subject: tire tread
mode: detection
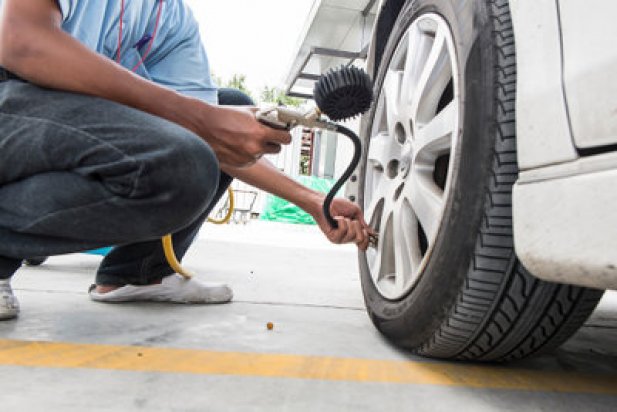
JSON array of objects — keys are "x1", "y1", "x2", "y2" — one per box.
[{"x1": 416, "y1": 0, "x2": 603, "y2": 361}]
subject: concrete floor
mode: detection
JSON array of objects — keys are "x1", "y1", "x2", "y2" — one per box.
[{"x1": 1, "y1": 221, "x2": 616, "y2": 411}]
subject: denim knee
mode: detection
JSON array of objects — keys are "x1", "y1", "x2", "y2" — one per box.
[
  {"x1": 218, "y1": 88, "x2": 255, "y2": 106},
  {"x1": 147, "y1": 129, "x2": 220, "y2": 233}
]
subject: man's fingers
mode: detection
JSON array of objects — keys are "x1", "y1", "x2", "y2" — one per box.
[
  {"x1": 265, "y1": 128, "x2": 292, "y2": 145},
  {"x1": 366, "y1": 225, "x2": 377, "y2": 237},
  {"x1": 331, "y1": 217, "x2": 348, "y2": 243},
  {"x1": 358, "y1": 229, "x2": 370, "y2": 251},
  {"x1": 327, "y1": 215, "x2": 374, "y2": 251},
  {"x1": 330, "y1": 217, "x2": 372, "y2": 248},
  {"x1": 218, "y1": 146, "x2": 256, "y2": 169},
  {"x1": 334, "y1": 218, "x2": 360, "y2": 244},
  {"x1": 334, "y1": 199, "x2": 371, "y2": 230},
  {"x1": 343, "y1": 219, "x2": 359, "y2": 243},
  {"x1": 264, "y1": 142, "x2": 282, "y2": 154},
  {"x1": 351, "y1": 220, "x2": 365, "y2": 245},
  {"x1": 351, "y1": 210, "x2": 372, "y2": 232},
  {"x1": 360, "y1": 215, "x2": 372, "y2": 231}
]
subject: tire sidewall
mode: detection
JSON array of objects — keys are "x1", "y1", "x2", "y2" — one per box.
[{"x1": 358, "y1": 0, "x2": 498, "y2": 347}]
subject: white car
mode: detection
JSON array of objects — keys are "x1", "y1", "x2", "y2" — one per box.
[{"x1": 348, "y1": 0, "x2": 617, "y2": 361}]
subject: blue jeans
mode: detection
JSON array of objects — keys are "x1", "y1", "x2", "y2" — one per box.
[{"x1": 0, "y1": 68, "x2": 252, "y2": 285}]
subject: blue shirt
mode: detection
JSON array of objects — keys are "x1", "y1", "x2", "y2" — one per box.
[{"x1": 56, "y1": 0, "x2": 218, "y2": 104}]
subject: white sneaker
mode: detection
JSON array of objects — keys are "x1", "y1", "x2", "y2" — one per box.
[
  {"x1": 89, "y1": 274, "x2": 233, "y2": 304},
  {"x1": 0, "y1": 279, "x2": 19, "y2": 320}
]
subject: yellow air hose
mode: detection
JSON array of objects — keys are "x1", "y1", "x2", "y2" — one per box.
[
  {"x1": 206, "y1": 186, "x2": 236, "y2": 225},
  {"x1": 161, "y1": 187, "x2": 235, "y2": 279}
]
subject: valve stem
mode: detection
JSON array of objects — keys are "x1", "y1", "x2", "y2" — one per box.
[{"x1": 368, "y1": 233, "x2": 379, "y2": 248}]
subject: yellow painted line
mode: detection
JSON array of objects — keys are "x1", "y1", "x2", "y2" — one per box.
[{"x1": 0, "y1": 339, "x2": 616, "y2": 394}]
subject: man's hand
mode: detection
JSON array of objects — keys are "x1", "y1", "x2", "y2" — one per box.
[
  {"x1": 226, "y1": 159, "x2": 374, "y2": 251},
  {"x1": 191, "y1": 104, "x2": 291, "y2": 169},
  {"x1": 224, "y1": 159, "x2": 375, "y2": 250},
  {"x1": 312, "y1": 196, "x2": 374, "y2": 251}
]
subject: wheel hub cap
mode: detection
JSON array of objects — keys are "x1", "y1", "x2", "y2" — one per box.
[
  {"x1": 399, "y1": 142, "x2": 413, "y2": 178},
  {"x1": 363, "y1": 13, "x2": 460, "y2": 300}
]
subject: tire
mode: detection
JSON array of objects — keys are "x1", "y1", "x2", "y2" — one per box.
[{"x1": 358, "y1": 0, "x2": 604, "y2": 361}]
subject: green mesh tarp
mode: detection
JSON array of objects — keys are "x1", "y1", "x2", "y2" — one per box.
[{"x1": 260, "y1": 176, "x2": 337, "y2": 225}]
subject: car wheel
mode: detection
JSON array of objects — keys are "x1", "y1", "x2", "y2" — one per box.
[{"x1": 358, "y1": 0, "x2": 604, "y2": 361}]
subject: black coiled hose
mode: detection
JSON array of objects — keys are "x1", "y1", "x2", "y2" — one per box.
[
  {"x1": 322, "y1": 124, "x2": 363, "y2": 229},
  {"x1": 314, "y1": 66, "x2": 373, "y2": 229}
]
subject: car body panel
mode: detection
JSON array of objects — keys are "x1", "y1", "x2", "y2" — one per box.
[
  {"x1": 509, "y1": 0, "x2": 578, "y2": 170},
  {"x1": 559, "y1": 0, "x2": 617, "y2": 149},
  {"x1": 512, "y1": 0, "x2": 617, "y2": 289},
  {"x1": 513, "y1": 152, "x2": 617, "y2": 289}
]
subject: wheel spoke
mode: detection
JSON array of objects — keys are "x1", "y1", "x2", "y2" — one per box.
[
  {"x1": 368, "y1": 244, "x2": 383, "y2": 283},
  {"x1": 404, "y1": 172, "x2": 444, "y2": 241},
  {"x1": 367, "y1": 131, "x2": 400, "y2": 171},
  {"x1": 383, "y1": 68, "x2": 404, "y2": 131},
  {"x1": 410, "y1": 28, "x2": 451, "y2": 125},
  {"x1": 370, "y1": 204, "x2": 394, "y2": 281},
  {"x1": 362, "y1": 13, "x2": 459, "y2": 300},
  {"x1": 364, "y1": 178, "x2": 390, "y2": 225},
  {"x1": 392, "y1": 200, "x2": 420, "y2": 290},
  {"x1": 414, "y1": 101, "x2": 456, "y2": 163},
  {"x1": 391, "y1": 29, "x2": 410, "y2": 71},
  {"x1": 365, "y1": 131, "x2": 397, "y2": 246},
  {"x1": 372, "y1": 92, "x2": 389, "y2": 134},
  {"x1": 401, "y1": 24, "x2": 432, "y2": 110}
]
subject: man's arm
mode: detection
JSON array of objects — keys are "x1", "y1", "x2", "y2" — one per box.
[
  {"x1": 226, "y1": 159, "x2": 372, "y2": 250},
  {"x1": 0, "y1": 0, "x2": 290, "y2": 168},
  {"x1": 0, "y1": 0, "x2": 370, "y2": 249}
]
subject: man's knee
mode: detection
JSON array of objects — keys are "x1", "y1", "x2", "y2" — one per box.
[
  {"x1": 146, "y1": 128, "x2": 220, "y2": 232},
  {"x1": 217, "y1": 88, "x2": 254, "y2": 106},
  {"x1": 140, "y1": 89, "x2": 252, "y2": 232}
]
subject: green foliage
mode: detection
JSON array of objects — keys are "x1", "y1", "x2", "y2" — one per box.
[
  {"x1": 260, "y1": 86, "x2": 305, "y2": 107},
  {"x1": 213, "y1": 73, "x2": 254, "y2": 100},
  {"x1": 225, "y1": 74, "x2": 253, "y2": 99},
  {"x1": 210, "y1": 72, "x2": 223, "y2": 88},
  {"x1": 211, "y1": 73, "x2": 306, "y2": 107},
  {"x1": 260, "y1": 176, "x2": 335, "y2": 225}
]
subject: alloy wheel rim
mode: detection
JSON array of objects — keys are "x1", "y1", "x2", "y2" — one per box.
[{"x1": 364, "y1": 13, "x2": 461, "y2": 300}]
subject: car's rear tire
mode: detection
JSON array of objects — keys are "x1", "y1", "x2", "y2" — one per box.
[{"x1": 358, "y1": 0, "x2": 604, "y2": 361}]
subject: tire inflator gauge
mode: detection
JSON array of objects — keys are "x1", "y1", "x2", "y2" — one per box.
[
  {"x1": 167, "y1": 66, "x2": 376, "y2": 279},
  {"x1": 257, "y1": 65, "x2": 374, "y2": 230}
]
